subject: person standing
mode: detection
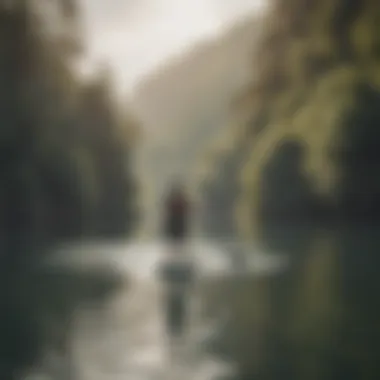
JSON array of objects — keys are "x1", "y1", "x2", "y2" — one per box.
[
  {"x1": 159, "y1": 182, "x2": 196, "y2": 354},
  {"x1": 163, "y1": 183, "x2": 190, "y2": 243}
]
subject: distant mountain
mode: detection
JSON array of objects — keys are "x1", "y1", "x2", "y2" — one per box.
[
  {"x1": 133, "y1": 15, "x2": 259, "y2": 176},
  {"x1": 131, "y1": 15, "x2": 260, "y2": 235},
  {"x1": 134, "y1": 15, "x2": 258, "y2": 135}
]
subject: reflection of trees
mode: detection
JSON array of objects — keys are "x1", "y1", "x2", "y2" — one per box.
[
  {"x1": 254, "y1": 140, "x2": 321, "y2": 380},
  {"x1": 332, "y1": 228, "x2": 380, "y2": 380}
]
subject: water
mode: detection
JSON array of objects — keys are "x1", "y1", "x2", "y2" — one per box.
[
  {"x1": 23, "y1": 240, "x2": 287, "y2": 380},
  {"x1": 20, "y1": 230, "x2": 380, "y2": 380}
]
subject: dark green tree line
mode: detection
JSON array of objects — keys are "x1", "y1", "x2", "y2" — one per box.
[
  {"x1": 0, "y1": 0, "x2": 139, "y2": 269},
  {"x1": 197, "y1": 1, "x2": 380, "y2": 379},
  {"x1": 0, "y1": 1, "x2": 139, "y2": 378}
]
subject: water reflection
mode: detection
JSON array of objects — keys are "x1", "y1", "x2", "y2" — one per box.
[
  {"x1": 200, "y1": 228, "x2": 380, "y2": 380},
  {"x1": 4, "y1": 234, "x2": 379, "y2": 380},
  {"x1": 0, "y1": 264, "x2": 124, "y2": 380},
  {"x1": 16, "y1": 241, "x2": 286, "y2": 380}
]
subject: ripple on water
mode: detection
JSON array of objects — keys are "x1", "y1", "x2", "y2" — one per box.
[{"x1": 36, "y1": 240, "x2": 288, "y2": 380}]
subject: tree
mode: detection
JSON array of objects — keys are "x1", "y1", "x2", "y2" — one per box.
[{"x1": 0, "y1": 0, "x2": 139, "y2": 266}]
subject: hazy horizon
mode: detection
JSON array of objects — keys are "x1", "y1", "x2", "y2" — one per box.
[{"x1": 80, "y1": 0, "x2": 264, "y2": 96}]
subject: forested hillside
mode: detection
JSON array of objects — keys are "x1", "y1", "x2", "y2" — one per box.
[
  {"x1": 198, "y1": 0, "x2": 380, "y2": 240},
  {"x1": 0, "y1": 0, "x2": 139, "y2": 268},
  {"x1": 196, "y1": 3, "x2": 380, "y2": 378}
]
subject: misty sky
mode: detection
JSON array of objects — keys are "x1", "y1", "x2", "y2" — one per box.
[{"x1": 80, "y1": 0, "x2": 263, "y2": 94}]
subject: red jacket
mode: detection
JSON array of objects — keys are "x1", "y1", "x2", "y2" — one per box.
[{"x1": 168, "y1": 194, "x2": 188, "y2": 216}]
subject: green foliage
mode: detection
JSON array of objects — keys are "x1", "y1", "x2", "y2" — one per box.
[
  {"x1": 0, "y1": 0, "x2": 139, "y2": 266},
  {"x1": 198, "y1": 1, "x2": 380, "y2": 379},
  {"x1": 0, "y1": 1, "x2": 138, "y2": 377},
  {"x1": 199, "y1": 0, "x2": 380, "y2": 239}
]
